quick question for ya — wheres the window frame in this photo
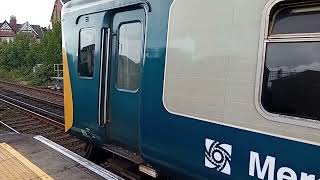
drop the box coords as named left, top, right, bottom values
left=115, top=20, right=144, bottom=93
left=255, top=0, right=320, bottom=129
left=268, top=2, right=320, bottom=38
left=78, top=27, right=96, bottom=79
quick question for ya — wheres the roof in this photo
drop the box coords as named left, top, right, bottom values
left=31, top=25, right=44, bottom=38
left=0, top=22, right=43, bottom=39
left=0, top=20, right=14, bottom=31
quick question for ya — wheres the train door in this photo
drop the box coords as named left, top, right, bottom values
left=103, top=9, right=145, bottom=152
left=73, top=13, right=108, bottom=142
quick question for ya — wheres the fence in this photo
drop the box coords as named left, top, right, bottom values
left=54, top=64, right=63, bottom=78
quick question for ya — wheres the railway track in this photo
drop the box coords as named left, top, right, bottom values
left=0, top=80, right=64, bottom=105
left=0, top=80, right=87, bottom=156
left=0, top=92, right=145, bottom=180
left=0, top=88, right=64, bottom=123
left=0, top=81, right=152, bottom=179
left=0, top=99, right=86, bottom=156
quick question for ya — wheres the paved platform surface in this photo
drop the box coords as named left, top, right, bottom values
left=0, top=131, right=121, bottom=180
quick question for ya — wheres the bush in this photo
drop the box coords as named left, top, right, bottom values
left=31, top=64, right=55, bottom=86
left=0, top=22, right=62, bottom=86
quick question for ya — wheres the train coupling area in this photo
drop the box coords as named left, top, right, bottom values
left=0, top=131, right=123, bottom=180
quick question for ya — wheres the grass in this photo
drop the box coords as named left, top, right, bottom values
left=0, top=66, right=51, bottom=86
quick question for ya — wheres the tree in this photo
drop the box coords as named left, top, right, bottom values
left=0, top=22, right=62, bottom=85
left=39, top=22, right=62, bottom=65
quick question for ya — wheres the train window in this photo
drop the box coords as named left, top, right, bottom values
left=271, top=5, right=320, bottom=35
left=261, top=4, right=320, bottom=121
left=116, top=22, right=143, bottom=91
left=79, top=28, right=95, bottom=77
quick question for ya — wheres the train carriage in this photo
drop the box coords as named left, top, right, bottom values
left=62, top=0, right=320, bottom=179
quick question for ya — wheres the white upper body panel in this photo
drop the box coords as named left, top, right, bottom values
left=163, top=0, right=320, bottom=144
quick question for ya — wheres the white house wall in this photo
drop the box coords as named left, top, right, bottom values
left=19, top=22, right=38, bottom=35
left=0, top=22, right=12, bottom=31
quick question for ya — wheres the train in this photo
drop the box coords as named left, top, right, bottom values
left=61, top=0, right=320, bottom=179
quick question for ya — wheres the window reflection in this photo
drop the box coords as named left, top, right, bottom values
left=262, top=42, right=320, bottom=120
left=116, top=22, right=143, bottom=91
left=79, top=28, right=95, bottom=77
left=271, top=6, right=320, bottom=34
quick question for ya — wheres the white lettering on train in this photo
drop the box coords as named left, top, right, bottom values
left=249, top=151, right=316, bottom=180
left=249, top=151, right=275, bottom=180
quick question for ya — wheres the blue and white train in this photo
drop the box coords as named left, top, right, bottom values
left=61, top=0, right=320, bottom=179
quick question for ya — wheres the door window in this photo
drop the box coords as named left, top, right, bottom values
left=116, top=22, right=143, bottom=91
left=79, top=28, right=95, bottom=77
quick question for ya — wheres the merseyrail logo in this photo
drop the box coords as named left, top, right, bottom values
left=205, top=138, right=232, bottom=175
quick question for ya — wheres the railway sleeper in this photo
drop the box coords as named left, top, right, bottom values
left=43, top=129, right=66, bottom=137
left=33, top=129, right=62, bottom=140
left=59, top=138, right=81, bottom=146
left=8, top=121, right=42, bottom=129
left=49, top=133, right=71, bottom=141
left=64, top=142, right=86, bottom=154
left=27, top=127, right=57, bottom=134
left=5, top=119, right=39, bottom=126
left=1, top=116, right=31, bottom=123
left=33, top=119, right=64, bottom=129
left=68, top=143, right=86, bottom=152
left=50, top=137, right=76, bottom=145
left=14, top=123, right=46, bottom=132
left=6, top=90, right=63, bottom=108
left=0, top=111, right=24, bottom=119
left=7, top=120, right=41, bottom=128
left=19, top=128, right=47, bottom=135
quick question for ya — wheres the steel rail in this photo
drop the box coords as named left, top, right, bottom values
left=0, top=79, right=64, bottom=97
left=2, top=89, right=64, bottom=108
left=0, top=101, right=122, bottom=180
left=0, top=94, right=64, bottom=125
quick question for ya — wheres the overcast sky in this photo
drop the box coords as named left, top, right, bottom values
left=0, top=0, right=55, bottom=27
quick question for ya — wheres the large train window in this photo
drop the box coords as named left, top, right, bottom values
left=116, top=22, right=143, bottom=91
left=79, top=28, right=95, bottom=77
left=261, top=4, right=320, bottom=121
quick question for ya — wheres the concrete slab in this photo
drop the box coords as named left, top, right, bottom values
left=0, top=132, right=122, bottom=180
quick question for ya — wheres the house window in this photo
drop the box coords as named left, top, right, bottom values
left=79, top=28, right=95, bottom=77
left=116, top=22, right=143, bottom=91
left=261, top=4, right=320, bottom=121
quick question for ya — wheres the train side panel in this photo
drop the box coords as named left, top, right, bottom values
left=141, top=0, right=320, bottom=179
left=62, top=0, right=320, bottom=179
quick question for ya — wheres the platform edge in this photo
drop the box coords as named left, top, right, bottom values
left=33, top=135, right=123, bottom=180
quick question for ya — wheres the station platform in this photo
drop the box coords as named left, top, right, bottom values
left=0, top=131, right=123, bottom=180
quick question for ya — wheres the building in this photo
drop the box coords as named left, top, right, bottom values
left=266, top=70, right=320, bottom=119
left=51, top=0, right=63, bottom=24
left=0, top=16, right=43, bottom=42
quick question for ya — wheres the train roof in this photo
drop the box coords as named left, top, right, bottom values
left=62, top=0, right=144, bottom=7
left=62, top=0, right=147, bottom=17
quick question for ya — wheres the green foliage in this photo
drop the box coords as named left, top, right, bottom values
left=38, top=23, right=62, bottom=65
left=0, top=22, right=62, bottom=85
left=31, top=63, right=55, bottom=85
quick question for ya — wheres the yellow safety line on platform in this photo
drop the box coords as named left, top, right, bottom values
left=0, top=143, right=54, bottom=180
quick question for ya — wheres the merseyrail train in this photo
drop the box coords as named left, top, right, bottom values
left=61, top=0, right=320, bottom=179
